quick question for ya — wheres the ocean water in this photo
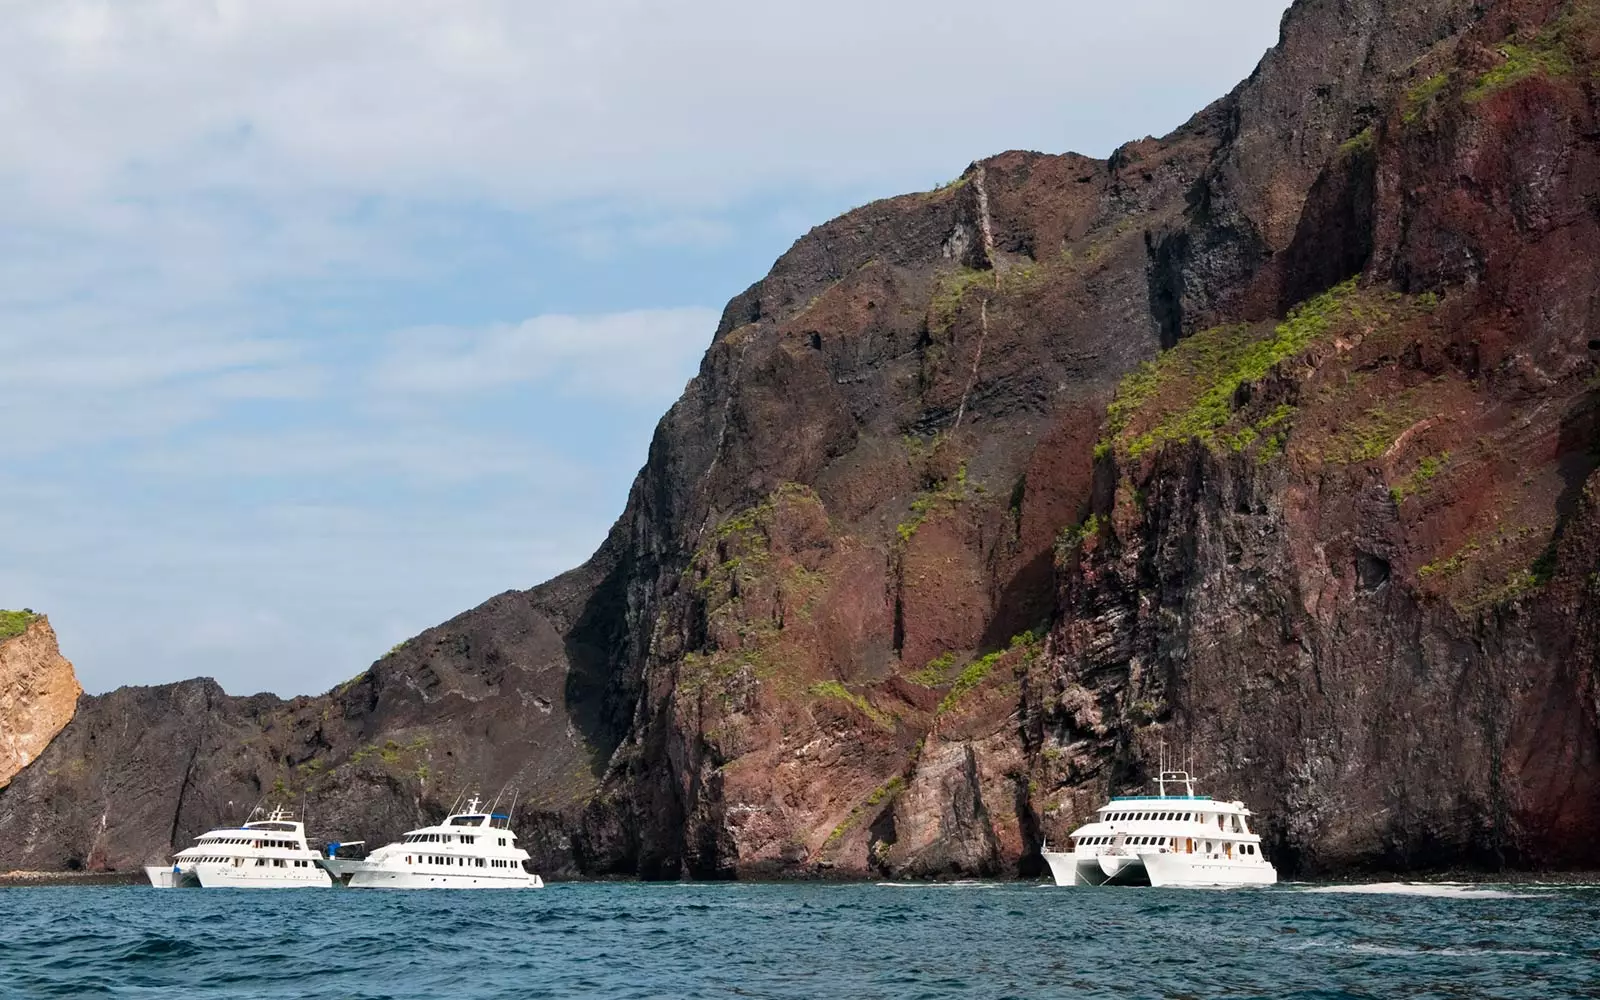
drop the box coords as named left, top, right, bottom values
left=1, top=881, right=1597, bottom=999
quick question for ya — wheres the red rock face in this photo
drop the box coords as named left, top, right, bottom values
left=0, top=616, right=80, bottom=789
left=6, top=0, right=1595, bottom=880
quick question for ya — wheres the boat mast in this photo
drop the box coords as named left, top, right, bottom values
left=1156, top=739, right=1167, bottom=798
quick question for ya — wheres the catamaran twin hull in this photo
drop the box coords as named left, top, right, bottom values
left=1043, top=850, right=1278, bottom=888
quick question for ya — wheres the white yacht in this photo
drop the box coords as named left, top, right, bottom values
left=144, top=806, right=333, bottom=889
left=325, top=796, right=544, bottom=890
left=1042, top=770, right=1278, bottom=888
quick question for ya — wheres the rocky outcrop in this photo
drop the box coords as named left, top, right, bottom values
left=0, top=576, right=611, bottom=874
left=0, top=615, right=81, bottom=789
left=4, top=0, right=1597, bottom=879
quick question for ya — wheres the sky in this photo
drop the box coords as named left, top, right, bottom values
left=0, top=0, right=1293, bottom=697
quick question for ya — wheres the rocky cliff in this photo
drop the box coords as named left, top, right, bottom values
left=0, top=614, right=82, bottom=789
left=3, top=0, right=1597, bottom=878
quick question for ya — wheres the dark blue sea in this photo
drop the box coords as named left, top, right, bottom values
left=1, top=881, right=1596, bottom=999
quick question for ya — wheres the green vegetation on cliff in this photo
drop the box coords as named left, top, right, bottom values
left=1103, top=280, right=1359, bottom=459
left=1467, top=0, right=1597, bottom=104
left=1468, top=42, right=1574, bottom=100
left=0, top=610, right=39, bottom=640
left=1403, top=72, right=1450, bottom=123
left=809, top=681, right=894, bottom=731
left=1391, top=453, right=1451, bottom=505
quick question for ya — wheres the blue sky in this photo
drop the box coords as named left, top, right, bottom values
left=0, top=0, right=1291, bottom=696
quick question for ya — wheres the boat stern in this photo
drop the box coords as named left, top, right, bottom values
left=143, top=865, right=197, bottom=888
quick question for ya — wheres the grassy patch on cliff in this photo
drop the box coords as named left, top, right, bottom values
left=678, top=483, right=835, bottom=702
left=349, top=736, right=431, bottom=769
left=821, top=775, right=905, bottom=852
left=1404, top=72, right=1451, bottom=123
left=809, top=681, right=895, bottom=731
left=909, top=652, right=958, bottom=687
left=934, top=631, right=1040, bottom=716
left=896, top=463, right=968, bottom=545
left=1338, top=127, right=1376, bottom=156
left=1102, top=280, right=1359, bottom=460
left=929, top=268, right=992, bottom=334
left=1417, top=516, right=1562, bottom=614
left=1468, top=42, right=1574, bottom=100
left=1391, top=452, right=1451, bottom=505
left=1101, top=282, right=1446, bottom=466
left=1321, top=389, right=1426, bottom=464
left=0, top=609, right=39, bottom=640
left=694, top=483, right=826, bottom=608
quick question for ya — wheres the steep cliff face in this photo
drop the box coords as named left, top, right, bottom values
left=566, top=0, right=1508, bottom=879
left=4, top=0, right=1595, bottom=879
left=0, top=614, right=81, bottom=789
left=1037, top=0, right=1600, bottom=872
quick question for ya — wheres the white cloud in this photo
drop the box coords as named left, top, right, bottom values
left=0, top=0, right=1290, bottom=212
left=371, top=308, right=718, bottom=401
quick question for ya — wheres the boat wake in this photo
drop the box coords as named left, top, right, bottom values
left=1296, top=882, right=1530, bottom=900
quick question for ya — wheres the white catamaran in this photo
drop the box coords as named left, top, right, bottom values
left=1042, top=768, right=1279, bottom=888
left=144, top=806, right=333, bottom=889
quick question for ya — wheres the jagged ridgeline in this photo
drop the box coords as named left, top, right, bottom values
left=3, top=0, right=1599, bottom=878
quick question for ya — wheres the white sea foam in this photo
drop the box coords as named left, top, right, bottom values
left=874, top=881, right=999, bottom=889
left=1349, top=943, right=1562, bottom=958
left=1299, top=882, right=1529, bottom=900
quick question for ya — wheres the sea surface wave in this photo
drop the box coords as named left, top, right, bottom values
left=1, top=881, right=1597, bottom=999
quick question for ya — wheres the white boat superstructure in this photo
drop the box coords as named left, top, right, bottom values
left=1042, top=769, right=1278, bottom=888
left=332, top=796, right=545, bottom=890
left=144, top=806, right=333, bottom=889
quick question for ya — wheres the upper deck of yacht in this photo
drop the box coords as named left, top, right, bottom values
left=193, top=807, right=309, bottom=841
left=399, top=797, right=521, bottom=844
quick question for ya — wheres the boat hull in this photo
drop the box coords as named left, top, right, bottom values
left=346, top=867, right=544, bottom=890
left=1142, top=852, right=1277, bottom=888
left=1042, top=852, right=1150, bottom=886
left=144, top=865, right=198, bottom=889
left=1044, top=851, right=1274, bottom=888
left=193, top=862, right=333, bottom=889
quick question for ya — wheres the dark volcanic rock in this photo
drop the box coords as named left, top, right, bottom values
left=0, top=569, right=611, bottom=874
left=7, top=0, right=1597, bottom=880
